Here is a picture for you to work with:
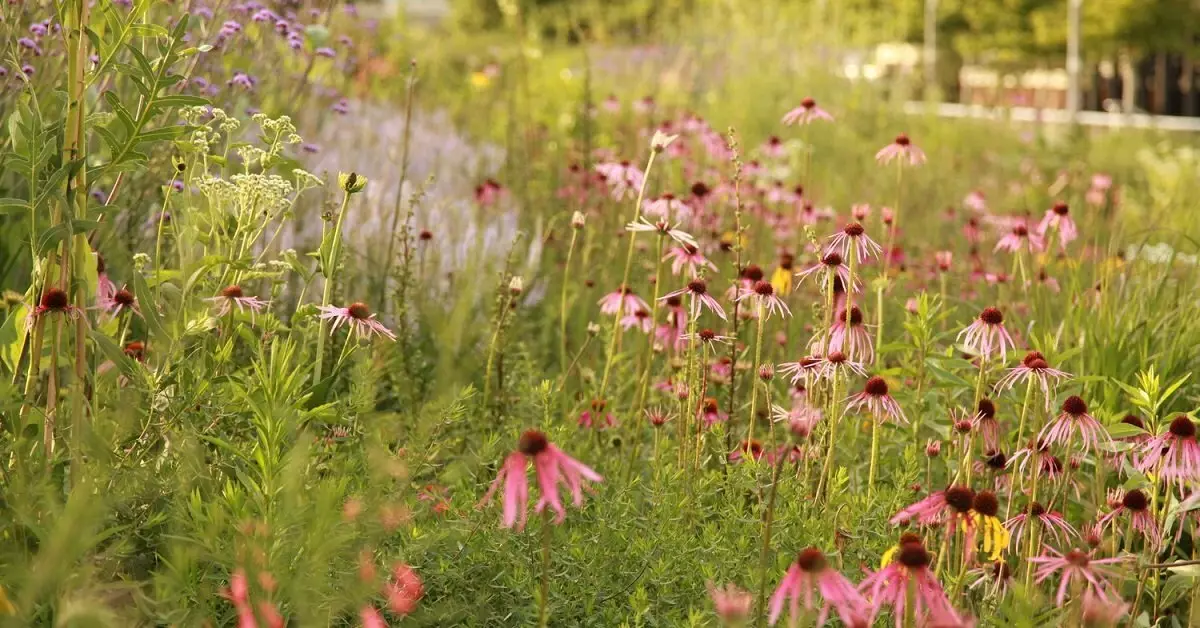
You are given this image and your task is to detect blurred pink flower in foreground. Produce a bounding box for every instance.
[480,430,603,530]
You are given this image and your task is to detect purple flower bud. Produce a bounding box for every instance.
[301,143,320,153]
[332,99,349,115]
[315,47,335,58]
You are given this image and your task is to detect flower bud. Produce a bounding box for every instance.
[339,171,367,194]
[508,276,524,296]
[571,211,586,229]
[650,129,678,153]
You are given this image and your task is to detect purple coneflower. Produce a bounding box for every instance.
[811,351,866,381]
[1098,488,1159,545]
[874,133,926,166]
[661,279,727,321]
[972,399,1001,452]
[98,286,140,318]
[578,399,617,429]
[782,97,834,125]
[598,285,648,316]
[1136,415,1200,489]
[595,160,644,201]
[707,581,752,625]
[626,216,698,248]
[817,305,873,363]
[728,439,765,463]
[994,219,1044,254]
[32,287,83,326]
[845,376,906,424]
[317,302,396,341]
[643,193,692,222]
[773,403,822,440]
[620,308,653,334]
[994,351,1071,408]
[1009,439,1064,481]
[1037,201,1078,249]
[701,397,728,427]
[665,244,715,278]
[859,540,960,626]
[206,285,269,318]
[735,280,791,319]
[958,306,1016,361]
[1028,547,1126,607]
[1039,396,1109,452]
[795,252,857,292]
[768,548,869,627]
[1005,502,1077,547]
[826,221,882,264]
[778,356,823,385]
[479,429,602,530]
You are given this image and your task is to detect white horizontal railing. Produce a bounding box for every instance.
[903,101,1200,132]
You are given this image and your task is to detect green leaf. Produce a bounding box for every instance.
[133,125,192,145]
[150,95,209,111]
[102,91,136,135]
[0,198,28,215]
[0,303,30,374]
[129,272,168,343]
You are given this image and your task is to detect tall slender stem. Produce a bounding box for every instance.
[559,227,579,369]
[379,62,418,314]
[747,300,767,444]
[1004,379,1036,518]
[539,509,552,628]
[867,418,881,498]
[313,188,354,385]
[755,452,787,627]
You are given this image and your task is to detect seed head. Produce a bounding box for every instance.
[864,376,889,397]
[690,182,710,198]
[1021,351,1046,367]
[124,341,145,359]
[1012,224,1029,237]
[979,307,1004,325]
[925,440,942,457]
[687,279,708,295]
[821,252,843,266]
[758,365,774,381]
[840,306,863,326]
[827,351,847,364]
[221,285,245,299]
[1169,415,1196,439]
[742,265,764,282]
[113,288,136,307]
[894,134,911,147]
[1028,502,1046,517]
[1061,396,1088,416]
[41,288,70,311]
[1122,489,1148,512]
[801,97,816,109]
[347,302,372,320]
[976,398,997,419]
[1064,549,1090,568]
[1052,201,1069,216]
[973,491,1000,517]
[985,450,1007,470]
[843,222,865,237]
[419,230,433,241]
[752,280,774,296]
[571,211,586,229]
[945,486,976,513]
[796,547,826,573]
[698,329,716,341]
[518,430,549,456]
[897,542,930,568]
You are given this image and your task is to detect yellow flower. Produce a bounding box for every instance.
[770,266,793,296]
[0,584,14,615]
[966,511,1011,562]
[470,71,491,89]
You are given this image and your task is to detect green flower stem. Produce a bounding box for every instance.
[313,188,354,386]
[747,300,767,444]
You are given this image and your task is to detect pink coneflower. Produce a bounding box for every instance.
[1005,502,1077,547]
[360,606,386,628]
[206,285,269,318]
[972,399,1001,452]
[599,285,648,316]
[967,560,1013,597]
[700,397,729,427]
[642,193,692,222]
[964,190,988,213]
[1037,201,1078,249]
[317,302,396,341]
[851,203,871,221]
[859,540,960,626]
[1039,396,1109,452]
[735,280,792,319]
[826,222,882,264]
[994,219,1045,254]
[595,160,644,201]
[963,217,982,244]
[816,306,873,363]
[1136,415,1200,489]
[1098,489,1160,545]
[874,133,926,166]
[620,308,654,333]
[773,403,823,440]
[845,376,906,424]
[707,581,752,625]
[665,243,716,277]
[479,429,603,530]
[778,355,824,384]
[96,254,115,303]
[761,135,787,158]
[728,439,765,463]
[935,250,953,273]
[661,279,727,321]
[626,216,698,248]
[98,286,140,317]
[726,264,765,301]
[957,307,1016,361]
[891,485,976,527]
[994,351,1072,407]
[384,563,423,615]
[768,548,869,627]
[1080,585,1129,627]
[578,399,618,429]
[795,252,857,292]
[1009,439,1064,481]
[782,97,834,125]
[474,178,504,207]
[811,351,867,381]
[31,287,83,327]
[683,328,734,347]
[645,408,671,427]
[1029,547,1126,607]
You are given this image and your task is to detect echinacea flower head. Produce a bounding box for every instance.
[994,220,1045,254]
[1038,201,1078,249]
[891,486,975,527]
[599,285,648,316]
[98,286,140,317]
[768,548,869,627]
[875,133,926,166]
[662,279,727,321]
[626,216,698,248]
[1136,415,1200,490]
[778,356,824,385]
[735,280,792,319]
[845,376,906,424]
[815,305,874,363]
[206,285,269,318]
[32,287,83,327]
[1098,488,1159,545]
[860,540,961,627]
[595,160,644,201]
[665,243,716,277]
[1005,502,1077,547]
[826,221,882,264]
[972,399,1001,451]
[957,307,1016,362]
[707,581,752,625]
[479,429,603,530]
[795,252,857,292]
[1039,396,1110,452]
[729,439,765,463]
[578,399,618,429]
[812,351,867,381]
[317,302,396,341]
[385,563,423,615]
[1080,586,1129,628]
[994,351,1072,408]
[1028,547,1127,607]
[782,97,835,125]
